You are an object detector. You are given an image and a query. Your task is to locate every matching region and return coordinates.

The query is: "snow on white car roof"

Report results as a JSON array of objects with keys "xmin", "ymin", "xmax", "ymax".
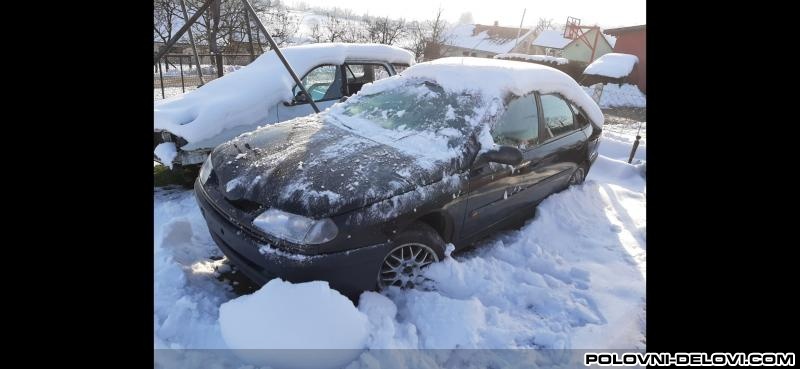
[
  {"xmin": 493, "ymin": 53, "xmax": 569, "ymax": 65},
  {"xmin": 371, "ymin": 57, "xmax": 603, "ymax": 127},
  {"xmin": 154, "ymin": 43, "xmax": 415, "ymax": 145},
  {"xmin": 583, "ymin": 53, "xmax": 639, "ymax": 79}
]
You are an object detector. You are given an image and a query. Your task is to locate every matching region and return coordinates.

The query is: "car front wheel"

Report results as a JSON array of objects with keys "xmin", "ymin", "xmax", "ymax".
[{"xmin": 377, "ymin": 222, "xmax": 444, "ymax": 290}]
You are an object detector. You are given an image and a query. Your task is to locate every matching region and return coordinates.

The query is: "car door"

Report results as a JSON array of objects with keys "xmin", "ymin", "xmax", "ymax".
[
  {"xmin": 460, "ymin": 94, "xmax": 543, "ymax": 241},
  {"xmin": 275, "ymin": 64, "xmax": 345, "ymax": 122},
  {"xmin": 526, "ymin": 93, "xmax": 590, "ymax": 198}
]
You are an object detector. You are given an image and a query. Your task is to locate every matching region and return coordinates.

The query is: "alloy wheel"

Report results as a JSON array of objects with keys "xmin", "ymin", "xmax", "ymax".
[{"xmin": 378, "ymin": 243, "xmax": 439, "ymax": 289}]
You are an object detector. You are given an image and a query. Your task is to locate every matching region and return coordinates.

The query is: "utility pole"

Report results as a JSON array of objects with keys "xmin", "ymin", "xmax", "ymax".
[{"xmin": 514, "ymin": 8, "xmax": 527, "ymax": 49}]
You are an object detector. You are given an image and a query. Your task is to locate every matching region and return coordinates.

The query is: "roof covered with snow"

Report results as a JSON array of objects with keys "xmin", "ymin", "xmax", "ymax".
[
  {"xmin": 445, "ymin": 24, "xmax": 534, "ymax": 54},
  {"xmin": 391, "ymin": 57, "xmax": 603, "ymax": 126},
  {"xmin": 583, "ymin": 53, "xmax": 639, "ymax": 78},
  {"xmin": 532, "ymin": 29, "xmax": 616, "ymax": 49},
  {"xmin": 493, "ymin": 53, "xmax": 569, "ymax": 65},
  {"xmin": 531, "ymin": 30, "xmax": 573, "ymax": 49},
  {"xmin": 154, "ymin": 43, "xmax": 415, "ymax": 147}
]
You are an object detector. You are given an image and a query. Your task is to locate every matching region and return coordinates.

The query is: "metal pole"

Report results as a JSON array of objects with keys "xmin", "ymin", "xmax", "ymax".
[
  {"xmin": 178, "ymin": 0, "xmax": 204, "ymax": 85},
  {"xmin": 158, "ymin": 61, "xmax": 165, "ymax": 99},
  {"xmin": 243, "ymin": 9, "xmax": 256, "ymax": 62},
  {"xmin": 240, "ymin": 0, "xmax": 320, "ymax": 113},
  {"xmin": 627, "ymin": 122, "xmax": 642, "ymax": 164},
  {"xmin": 514, "ymin": 8, "xmax": 526, "ymax": 49},
  {"xmin": 179, "ymin": 56, "xmax": 185, "ymax": 93},
  {"xmin": 154, "ymin": 0, "xmax": 214, "ymax": 64}
]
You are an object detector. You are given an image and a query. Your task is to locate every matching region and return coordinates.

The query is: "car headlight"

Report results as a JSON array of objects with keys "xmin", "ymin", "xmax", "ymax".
[
  {"xmin": 199, "ymin": 156, "xmax": 213, "ymax": 184},
  {"xmin": 252, "ymin": 208, "xmax": 338, "ymax": 245}
]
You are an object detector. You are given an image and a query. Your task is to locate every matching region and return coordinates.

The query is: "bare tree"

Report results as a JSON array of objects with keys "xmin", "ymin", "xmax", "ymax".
[
  {"xmin": 154, "ymin": 0, "xmax": 182, "ymax": 45},
  {"xmin": 309, "ymin": 20, "xmax": 324, "ymax": 43},
  {"xmin": 365, "ymin": 16, "xmax": 406, "ymax": 45},
  {"xmin": 534, "ymin": 17, "xmax": 556, "ymax": 36},
  {"xmin": 322, "ymin": 10, "xmax": 347, "ymax": 42}
]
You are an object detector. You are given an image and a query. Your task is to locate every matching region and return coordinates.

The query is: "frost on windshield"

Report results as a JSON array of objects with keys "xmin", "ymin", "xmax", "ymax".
[{"xmin": 326, "ymin": 80, "xmax": 483, "ymax": 169}]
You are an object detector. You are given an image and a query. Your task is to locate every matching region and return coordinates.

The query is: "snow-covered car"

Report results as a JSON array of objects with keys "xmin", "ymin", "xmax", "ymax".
[
  {"xmin": 154, "ymin": 43, "xmax": 415, "ymax": 168},
  {"xmin": 194, "ymin": 57, "xmax": 604, "ymax": 298}
]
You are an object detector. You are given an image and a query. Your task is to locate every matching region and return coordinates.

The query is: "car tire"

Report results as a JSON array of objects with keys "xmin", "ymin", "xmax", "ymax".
[{"xmin": 376, "ymin": 222, "xmax": 446, "ymax": 290}]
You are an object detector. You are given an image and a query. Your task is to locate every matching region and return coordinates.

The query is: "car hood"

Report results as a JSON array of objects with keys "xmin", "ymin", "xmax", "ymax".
[{"xmin": 209, "ymin": 115, "xmax": 465, "ymax": 218}]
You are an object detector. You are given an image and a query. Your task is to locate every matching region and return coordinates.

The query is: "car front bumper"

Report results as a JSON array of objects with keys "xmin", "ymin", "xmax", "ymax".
[{"xmin": 194, "ymin": 179, "xmax": 391, "ymax": 299}]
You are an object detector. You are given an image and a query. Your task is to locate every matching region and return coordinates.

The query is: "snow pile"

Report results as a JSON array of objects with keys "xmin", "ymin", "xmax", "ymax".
[
  {"xmin": 532, "ymin": 30, "xmax": 572, "ymax": 49},
  {"xmin": 383, "ymin": 57, "xmax": 603, "ymax": 127},
  {"xmin": 446, "ymin": 24, "xmax": 534, "ymax": 54},
  {"xmin": 219, "ymin": 279, "xmax": 369, "ymax": 369},
  {"xmin": 582, "ymin": 84, "xmax": 646, "ymax": 108},
  {"xmin": 583, "ymin": 53, "xmax": 639, "ymax": 79},
  {"xmin": 494, "ymin": 53, "xmax": 569, "ymax": 65},
  {"xmin": 154, "ymin": 142, "xmax": 177, "ymax": 168},
  {"xmin": 154, "ymin": 43, "xmax": 415, "ymax": 148}
]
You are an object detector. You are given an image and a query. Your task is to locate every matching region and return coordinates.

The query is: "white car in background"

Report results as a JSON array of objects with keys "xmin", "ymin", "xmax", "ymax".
[{"xmin": 154, "ymin": 43, "xmax": 415, "ymax": 168}]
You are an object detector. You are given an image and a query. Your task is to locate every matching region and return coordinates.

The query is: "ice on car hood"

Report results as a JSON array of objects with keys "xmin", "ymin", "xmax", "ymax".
[{"xmin": 153, "ymin": 43, "xmax": 415, "ymax": 146}]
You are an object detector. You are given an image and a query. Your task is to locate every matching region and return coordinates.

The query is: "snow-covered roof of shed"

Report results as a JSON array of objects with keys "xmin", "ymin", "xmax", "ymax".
[
  {"xmin": 446, "ymin": 24, "xmax": 535, "ymax": 54},
  {"xmin": 493, "ymin": 53, "xmax": 569, "ymax": 65},
  {"xmin": 583, "ymin": 53, "xmax": 638, "ymax": 78},
  {"xmin": 381, "ymin": 57, "xmax": 603, "ymax": 126},
  {"xmin": 532, "ymin": 30, "xmax": 573, "ymax": 49},
  {"xmin": 154, "ymin": 43, "xmax": 415, "ymax": 145}
]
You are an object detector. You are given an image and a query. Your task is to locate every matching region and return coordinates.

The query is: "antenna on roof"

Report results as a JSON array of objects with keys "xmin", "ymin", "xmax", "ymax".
[{"xmin": 514, "ymin": 8, "xmax": 527, "ymax": 49}]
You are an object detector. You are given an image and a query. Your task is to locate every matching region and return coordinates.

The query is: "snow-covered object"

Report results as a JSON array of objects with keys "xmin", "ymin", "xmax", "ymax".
[
  {"xmin": 154, "ymin": 123, "xmax": 646, "ymax": 359},
  {"xmin": 219, "ymin": 279, "xmax": 369, "ymax": 369},
  {"xmin": 494, "ymin": 53, "xmax": 569, "ymax": 65},
  {"xmin": 582, "ymin": 83, "xmax": 646, "ymax": 108},
  {"xmin": 583, "ymin": 53, "xmax": 639, "ymax": 79},
  {"xmin": 532, "ymin": 30, "xmax": 573, "ymax": 49},
  {"xmin": 154, "ymin": 43, "xmax": 415, "ymax": 148},
  {"xmin": 446, "ymin": 24, "xmax": 535, "ymax": 54},
  {"xmin": 153, "ymin": 142, "xmax": 177, "ymax": 168},
  {"xmin": 394, "ymin": 57, "xmax": 604, "ymax": 127}
]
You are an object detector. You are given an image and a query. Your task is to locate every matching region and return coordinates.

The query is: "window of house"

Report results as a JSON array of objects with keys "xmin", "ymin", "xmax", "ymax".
[
  {"xmin": 540, "ymin": 94, "xmax": 576, "ymax": 138},
  {"xmin": 294, "ymin": 64, "xmax": 342, "ymax": 102},
  {"xmin": 492, "ymin": 95, "xmax": 539, "ymax": 149}
]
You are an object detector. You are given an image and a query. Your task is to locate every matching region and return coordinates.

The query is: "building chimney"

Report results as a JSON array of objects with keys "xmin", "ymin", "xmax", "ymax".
[{"xmin": 493, "ymin": 20, "xmax": 499, "ymax": 26}]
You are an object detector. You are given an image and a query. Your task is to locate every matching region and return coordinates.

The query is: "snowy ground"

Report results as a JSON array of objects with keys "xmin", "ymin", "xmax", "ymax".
[{"xmin": 154, "ymin": 119, "xmax": 646, "ymax": 365}]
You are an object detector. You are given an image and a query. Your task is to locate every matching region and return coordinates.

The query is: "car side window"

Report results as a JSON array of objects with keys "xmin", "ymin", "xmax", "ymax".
[
  {"xmin": 294, "ymin": 65, "xmax": 343, "ymax": 102},
  {"xmin": 492, "ymin": 95, "xmax": 539, "ymax": 149},
  {"xmin": 391, "ymin": 63, "xmax": 409, "ymax": 74},
  {"xmin": 540, "ymin": 94, "xmax": 576, "ymax": 138},
  {"xmin": 344, "ymin": 63, "xmax": 391, "ymax": 95}
]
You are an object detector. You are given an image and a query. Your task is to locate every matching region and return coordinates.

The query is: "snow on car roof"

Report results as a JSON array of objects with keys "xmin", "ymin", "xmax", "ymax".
[
  {"xmin": 583, "ymin": 53, "xmax": 638, "ymax": 79},
  {"xmin": 154, "ymin": 43, "xmax": 415, "ymax": 145},
  {"xmin": 370, "ymin": 57, "xmax": 603, "ymax": 127},
  {"xmin": 493, "ymin": 53, "xmax": 569, "ymax": 65}
]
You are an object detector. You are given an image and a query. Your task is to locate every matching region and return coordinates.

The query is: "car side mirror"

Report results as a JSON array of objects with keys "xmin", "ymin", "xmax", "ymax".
[
  {"xmin": 294, "ymin": 91, "xmax": 310, "ymax": 104},
  {"xmin": 480, "ymin": 146, "xmax": 523, "ymax": 165}
]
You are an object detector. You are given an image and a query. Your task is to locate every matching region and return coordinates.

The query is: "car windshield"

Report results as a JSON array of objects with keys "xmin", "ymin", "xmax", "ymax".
[
  {"xmin": 332, "ymin": 81, "xmax": 479, "ymax": 133},
  {"xmin": 325, "ymin": 80, "xmax": 483, "ymax": 166}
]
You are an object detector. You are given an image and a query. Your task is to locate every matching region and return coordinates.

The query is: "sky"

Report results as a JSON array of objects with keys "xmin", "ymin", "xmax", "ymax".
[{"xmin": 287, "ymin": 0, "xmax": 646, "ymax": 29}]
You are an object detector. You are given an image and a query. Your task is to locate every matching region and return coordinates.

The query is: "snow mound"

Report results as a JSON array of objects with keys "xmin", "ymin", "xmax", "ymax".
[
  {"xmin": 583, "ymin": 53, "xmax": 639, "ymax": 79},
  {"xmin": 154, "ymin": 43, "xmax": 415, "ymax": 148},
  {"xmin": 363, "ymin": 57, "xmax": 604, "ymax": 127},
  {"xmin": 494, "ymin": 53, "xmax": 569, "ymax": 65},
  {"xmin": 219, "ymin": 279, "xmax": 369, "ymax": 369},
  {"xmin": 154, "ymin": 142, "xmax": 177, "ymax": 168}
]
